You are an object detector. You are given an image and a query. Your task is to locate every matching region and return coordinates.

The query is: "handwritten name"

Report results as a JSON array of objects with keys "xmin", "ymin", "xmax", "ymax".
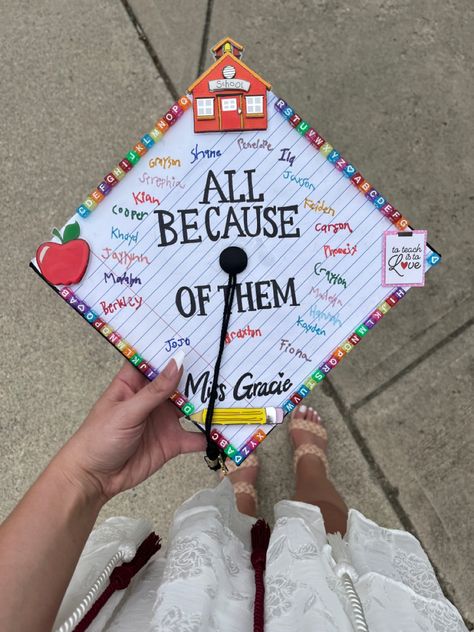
[
  {"xmin": 225, "ymin": 325, "xmax": 262, "ymax": 344},
  {"xmin": 296, "ymin": 316, "xmax": 326, "ymax": 336},
  {"xmin": 132, "ymin": 191, "xmax": 161, "ymax": 206},
  {"xmin": 309, "ymin": 287, "xmax": 343, "ymax": 308},
  {"xmin": 278, "ymin": 148, "xmax": 296, "ymax": 167},
  {"xmin": 104, "ymin": 271, "xmax": 142, "ymax": 288},
  {"xmin": 100, "ymin": 295, "xmax": 143, "ymax": 314},
  {"xmin": 148, "ymin": 156, "xmax": 181, "ymax": 169},
  {"xmin": 304, "ymin": 198, "xmax": 336, "ymax": 217},
  {"xmin": 101, "ymin": 247, "xmax": 150, "ymax": 269},
  {"xmin": 323, "ymin": 243, "xmax": 357, "ymax": 258},
  {"xmin": 138, "ymin": 172, "xmax": 185, "ymax": 189},
  {"xmin": 237, "ymin": 138, "xmax": 273, "ymax": 151},
  {"xmin": 283, "ymin": 169, "xmax": 315, "ymax": 192},
  {"xmin": 309, "ymin": 305, "xmax": 342, "ymax": 327},
  {"xmin": 280, "ymin": 339, "xmax": 312, "ymax": 362},
  {"xmin": 184, "ymin": 370, "xmax": 293, "ymax": 404},
  {"xmin": 314, "ymin": 262, "xmax": 347, "ymax": 288},
  {"xmin": 315, "ymin": 222, "xmax": 352, "ymax": 235},
  {"xmin": 164, "ymin": 337, "xmax": 191, "ymax": 353},
  {"xmin": 112, "ymin": 205, "xmax": 149, "ymax": 221},
  {"xmin": 111, "ymin": 226, "xmax": 138, "ymax": 246},
  {"xmin": 190, "ymin": 144, "xmax": 222, "ymax": 165}
]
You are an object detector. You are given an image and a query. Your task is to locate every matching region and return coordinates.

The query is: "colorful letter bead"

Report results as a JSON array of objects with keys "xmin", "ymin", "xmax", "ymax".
[
  {"xmin": 130, "ymin": 353, "xmax": 143, "ymax": 366},
  {"xmin": 275, "ymin": 98, "xmax": 288, "ymax": 112},
  {"xmin": 219, "ymin": 437, "xmax": 229, "ymax": 450},
  {"xmin": 119, "ymin": 158, "xmax": 133, "ymax": 172},
  {"xmin": 304, "ymin": 377, "xmax": 317, "ymax": 390},
  {"xmin": 289, "ymin": 112, "xmax": 302, "ymax": 127},
  {"xmin": 149, "ymin": 128, "xmax": 163, "ymax": 142},
  {"xmin": 427, "ymin": 252, "xmax": 441, "ymax": 266},
  {"xmin": 97, "ymin": 181, "xmax": 111, "ymax": 196},
  {"xmin": 178, "ymin": 95, "xmax": 192, "ymax": 110},
  {"xmin": 320, "ymin": 143, "xmax": 333, "ymax": 157},
  {"xmin": 93, "ymin": 317, "xmax": 105, "ymax": 330},
  {"xmin": 366, "ymin": 188, "xmax": 378, "ymax": 201},
  {"xmin": 253, "ymin": 429, "xmax": 267, "ymax": 443},
  {"xmin": 395, "ymin": 216, "xmax": 409, "ymax": 230},
  {"xmin": 351, "ymin": 172, "xmax": 363, "ymax": 186},
  {"xmin": 334, "ymin": 348, "xmax": 345, "ymax": 360},
  {"xmin": 126, "ymin": 150, "xmax": 140, "ymax": 165},
  {"xmin": 283, "ymin": 400, "xmax": 296, "ymax": 413},
  {"xmin": 105, "ymin": 172, "xmax": 119, "ymax": 187},
  {"xmin": 312, "ymin": 370, "xmax": 325, "ymax": 382},
  {"xmin": 141, "ymin": 134, "xmax": 155, "ymax": 148},
  {"xmin": 108, "ymin": 332, "xmax": 122, "ymax": 345},
  {"xmin": 341, "ymin": 341, "xmax": 353, "ymax": 353},
  {"xmin": 297, "ymin": 384, "xmax": 310, "ymax": 397},
  {"xmin": 100, "ymin": 324, "xmax": 114, "ymax": 337},
  {"xmin": 378, "ymin": 302, "xmax": 390, "ymax": 314},
  {"xmin": 359, "ymin": 180, "xmax": 372, "ymax": 194},
  {"xmin": 181, "ymin": 401, "xmax": 194, "ymax": 415},
  {"xmin": 133, "ymin": 143, "xmax": 147, "ymax": 157},
  {"xmin": 328, "ymin": 356, "xmax": 338, "ymax": 367},
  {"xmin": 364, "ymin": 317, "xmax": 376, "ymax": 329},
  {"xmin": 348, "ymin": 333, "xmax": 361, "ymax": 346},
  {"xmin": 388, "ymin": 210, "xmax": 401, "ymax": 224},
  {"xmin": 137, "ymin": 362, "xmax": 151, "ymax": 376},
  {"xmin": 320, "ymin": 363, "xmax": 331, "ymax": 374},
  {"xmin": 112, "ymin": 166, "xmax": 126, "ymax": 180},
  {"xmin": 224, "ymin": 443, "xmax": 236, "ymax": 457},
  {"xmin": 297, "ymin": 120, "xmax": 310, "ymax": 135},
  {"xmin": 380, "ymin": 203, "xmax": 394, "ymax": 217},
  {"xmin": 84, "ymin": 197, "xmax": 97, "ymax": 211},
  {"xmin": 343, "ymin": 164, "xmax": 356, "ymax": 178},
  {"xmin": 156, "ymin": 118, "xmax": 169, "ymax": 132},
  {"xmin": 282, "ymin": 106, "xmax": 294, "ymax": 119},
  {"xmin": 374, "ymin": 196, "xmax": 386, "ymax": 208},
  {"xmin": 327, "ymin": 150, "xmax": 340, "ymax": 163},
  {"xmin": 76, "ymin": 204, "xmax": 90, "ymax": 218},
  {"xmin": 170, "ymin": 102, "xmax": 184, "ymax": 118},
  {"xmin": 164, "ymin": 110, "xmax": 177, "ymax": 126},
  {"xmin": 90, "ymin": 189, "xmax": 104, "ymax": 204},
  {"xmin": 355, "ymin": 324, "xmax": 369, "ymax": 337},
  {"xmin": 85, "ymin": 309, "xmax": 99, "ymax": 323},
  {"xmin": 335, "ymin": 156, "xmax": 347, "ymax": 171},
  {"xmin": 371, "ymin": 310, "xmax": 383, "ymax": 321},
  {"xmin": 60, "ymin": 287, "xmax": 74, "ymax": 300},
  {"xmin": 290, "ymin": 393, "xmax": 303, "ymax": 405}
]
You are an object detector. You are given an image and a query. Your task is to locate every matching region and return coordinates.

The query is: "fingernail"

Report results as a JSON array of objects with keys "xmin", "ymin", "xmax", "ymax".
[
  {"xmin": 172, "ymin": 349, "xmax": 185, "ymax": 370},
  {"xmin": 299, "ymin": 405, "xmax": 307, "ymax": 413},
  {"xmin": 162, "ymin": 349, "xmax": 185, "ymax": 377}
]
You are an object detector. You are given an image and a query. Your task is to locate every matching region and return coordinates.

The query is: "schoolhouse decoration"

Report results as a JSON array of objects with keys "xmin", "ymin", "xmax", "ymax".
[
  {"xmin": 188, "ymin": 37, "xmax": 270, "ymax": 133},
  {"xmin": 31, "ymin": 38, "xmax": 440, "ymax": 471}
]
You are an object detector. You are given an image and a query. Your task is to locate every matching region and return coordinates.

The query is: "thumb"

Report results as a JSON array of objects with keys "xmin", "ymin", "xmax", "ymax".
[{"xmin": 130, "ymin": 350, "xmax": 185, "ymax": 417}]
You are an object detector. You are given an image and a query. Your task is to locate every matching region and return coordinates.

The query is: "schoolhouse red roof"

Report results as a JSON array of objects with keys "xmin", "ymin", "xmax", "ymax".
[{"xmin": 187, "ymin": 52, "xmax": 271, "ymax": 93}]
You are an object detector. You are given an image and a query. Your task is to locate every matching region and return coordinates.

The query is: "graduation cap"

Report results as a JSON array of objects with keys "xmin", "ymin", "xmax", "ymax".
[{"xmin": 31, "ymin": 38, "xmax": 441, "ymax": 472}]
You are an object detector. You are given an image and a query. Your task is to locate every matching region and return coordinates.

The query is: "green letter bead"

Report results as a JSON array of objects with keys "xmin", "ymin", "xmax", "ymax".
[
  {"xmin": 126, "ymin": 150, "xmax": 140, "ymax": 165},
  {"xmin": 181, "ymin": 402, "xmax": 195, "ymax": 415}
]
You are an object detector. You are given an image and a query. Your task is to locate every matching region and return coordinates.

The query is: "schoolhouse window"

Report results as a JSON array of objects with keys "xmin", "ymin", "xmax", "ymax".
[
  {"xmin": 245, "ymin": 95, "xmax": 264, "ymax": 115},
  {"xmin": 221, "ymin": 98, "xmax": 238, "ymax": 111},
  {"xmin": 196, "ymin": 98, "xmax": 214, "ymax": 117}
]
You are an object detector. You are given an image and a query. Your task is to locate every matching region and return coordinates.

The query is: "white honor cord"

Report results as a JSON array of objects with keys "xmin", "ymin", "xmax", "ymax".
[
  {"xmin": 55, "ymin": 549, "xmax": 126, "ymax": 632},
  {"xmin": 341, "ymin": 572, "xmax": 370, "ymax": 632}
]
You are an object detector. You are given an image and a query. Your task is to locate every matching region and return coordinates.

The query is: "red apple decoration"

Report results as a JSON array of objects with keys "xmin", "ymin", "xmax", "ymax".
[{"xmin": 36, "ymin": 221, "xmax": 90, "ymax": 285}]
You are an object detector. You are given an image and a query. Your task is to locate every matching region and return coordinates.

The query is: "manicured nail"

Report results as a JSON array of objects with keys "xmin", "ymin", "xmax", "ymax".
[
  {"xmin": 299, "ymin": 405, "xmax": 307, "ymax": 413},
  {"xmin": 172, "ymin": 349, "xmax": 185, "ymax": 370}
]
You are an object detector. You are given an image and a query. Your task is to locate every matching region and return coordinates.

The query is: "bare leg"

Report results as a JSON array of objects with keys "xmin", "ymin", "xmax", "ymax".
[
  {"xmin": 222, "ymin": 454, "xmax": 258, "ymax": 518},
  {"xmin": 290, "ymin": 405, "xmax": 348, "ymax": 534}
]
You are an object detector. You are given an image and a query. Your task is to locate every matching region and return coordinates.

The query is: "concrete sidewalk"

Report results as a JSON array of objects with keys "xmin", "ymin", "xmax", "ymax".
[{"xmin": 0, "ymin": 0, "xmax": 472, "ymax": 625}]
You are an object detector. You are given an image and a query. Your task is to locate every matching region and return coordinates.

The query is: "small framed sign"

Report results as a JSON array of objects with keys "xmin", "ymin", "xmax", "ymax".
[{"xmin": 382, "ymin": 230, "xmax": 427, "ymax": 287}]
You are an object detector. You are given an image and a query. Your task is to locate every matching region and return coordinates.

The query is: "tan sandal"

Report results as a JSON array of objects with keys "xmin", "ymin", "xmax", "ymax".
[
  {"xmin": 220, "ymin": 453, "xmax": 259, "ymax": 505},
  {"xmin": 289, "ymin": 410, "xmax": 329, "ymax": 475}
]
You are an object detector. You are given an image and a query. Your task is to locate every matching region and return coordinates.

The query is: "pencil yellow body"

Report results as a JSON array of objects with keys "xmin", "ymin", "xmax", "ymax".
[{"xmin": 189, "ymin": 407, "xmax": 283, "ymax": 425}]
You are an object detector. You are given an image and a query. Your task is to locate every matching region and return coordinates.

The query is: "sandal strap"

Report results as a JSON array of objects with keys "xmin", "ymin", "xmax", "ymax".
[
  {"xmin": 293, "ymin": 443, "xmax": 329, "ymax": 474},
  {"xmin": 233, "ymin": 482, "xmax": 258, "ymax": 504},
  {"xmin": 289, "ymin": 418, "xmax": 327, "ymax": 440},
  {"xmin": 224, "ymin": 453, "xmax": 258, "ymax": 476}
]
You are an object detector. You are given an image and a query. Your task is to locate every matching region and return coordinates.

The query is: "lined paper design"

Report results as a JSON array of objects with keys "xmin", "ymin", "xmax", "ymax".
[{"xmin": 32, "ymin": 91, "xmax": 436, "ymax": 454}]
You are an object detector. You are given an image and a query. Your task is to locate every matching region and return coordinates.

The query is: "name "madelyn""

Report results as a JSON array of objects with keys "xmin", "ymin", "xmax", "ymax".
[{"xmin": 104, "ymin": 271, "xmax": 142, "ymax": 288}]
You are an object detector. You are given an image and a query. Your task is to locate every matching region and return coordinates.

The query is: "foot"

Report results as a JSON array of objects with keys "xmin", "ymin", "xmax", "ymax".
[
  {"xmin": 221, "ymin": 454, "xmax": 259, "ymax": 518},
  {"xmin": 289, "ymin": 404, "xmax": 328, "ymax": 476}
]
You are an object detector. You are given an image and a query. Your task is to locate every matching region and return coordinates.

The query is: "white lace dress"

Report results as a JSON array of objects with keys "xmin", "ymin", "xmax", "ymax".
[{"xmin": 54, "ymin": 478, "xmax": 467, "ymax": 632}]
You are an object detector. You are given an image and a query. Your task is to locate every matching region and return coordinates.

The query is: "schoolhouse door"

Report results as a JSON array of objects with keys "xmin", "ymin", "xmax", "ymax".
[{"xmin": 218, "ymin": 95, "xmax": 243, "ymax": 130}]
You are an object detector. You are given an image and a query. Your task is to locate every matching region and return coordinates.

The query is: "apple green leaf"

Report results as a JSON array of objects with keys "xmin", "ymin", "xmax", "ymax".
[
  {"xmin": 51, "ymin": 227, "xmax": 63, "ymax": 243},
  {"xmin": 62, "ymin": 221, "xmax": 81, "ymax": 243}
]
